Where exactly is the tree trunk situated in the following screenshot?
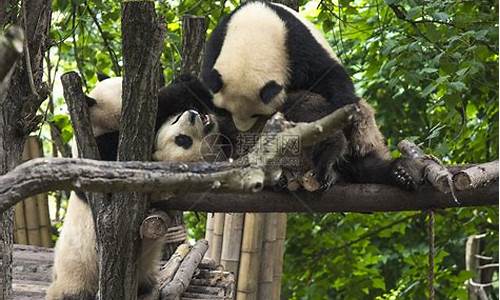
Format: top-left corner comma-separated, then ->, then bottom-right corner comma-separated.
95,3 -> 164,299
0,1 -> 50,298
162,15 -> 207,261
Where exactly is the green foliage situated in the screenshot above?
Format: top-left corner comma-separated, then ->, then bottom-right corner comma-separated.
43,0 -> 497,299
282,1 -> 498,299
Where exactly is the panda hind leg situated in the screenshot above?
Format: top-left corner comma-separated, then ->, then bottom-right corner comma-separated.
344,153 -> 426,191
311,132 -> 347,190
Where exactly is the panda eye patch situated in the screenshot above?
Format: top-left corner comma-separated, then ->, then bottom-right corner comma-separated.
174,134 -> 193,149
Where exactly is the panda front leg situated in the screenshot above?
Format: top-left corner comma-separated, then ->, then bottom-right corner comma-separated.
46,193 -> 98,300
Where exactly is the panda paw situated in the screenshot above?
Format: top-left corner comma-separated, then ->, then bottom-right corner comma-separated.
391,157 -> 426,191
173,73 -> 198,84
311,167 -> 340,191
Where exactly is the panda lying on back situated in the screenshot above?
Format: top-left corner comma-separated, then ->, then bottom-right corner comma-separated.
47,76 -> 217,300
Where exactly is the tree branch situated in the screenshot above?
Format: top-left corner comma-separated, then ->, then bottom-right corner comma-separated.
154,183 -> 497,213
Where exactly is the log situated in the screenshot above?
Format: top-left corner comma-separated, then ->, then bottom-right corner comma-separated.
453,161 -> 498,191
159,244 -> 191,284
161,240 -> 209,299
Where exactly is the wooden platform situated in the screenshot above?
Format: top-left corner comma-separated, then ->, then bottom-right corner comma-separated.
12,244 -> 53,299
11,244 -> 235,299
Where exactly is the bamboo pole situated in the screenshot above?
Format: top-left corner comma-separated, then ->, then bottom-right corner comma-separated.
204,213 -> 215,260
13,201 -> 27,244
28,137 -> 52,247
272,213 -> 287,300
36,193 -> 51,247
237,213 -> 264,300
210,213 -> 225,264
258,213 -> 278,299
22,137 -> 42,246
220,213 -> 244,282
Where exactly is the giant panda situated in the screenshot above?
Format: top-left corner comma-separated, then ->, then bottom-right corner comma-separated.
201,1 -> 357,132
280,91 -> 421,190
47,75 -> 217,300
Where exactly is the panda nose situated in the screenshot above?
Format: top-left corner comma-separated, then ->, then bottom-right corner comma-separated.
188,110 -> 198,125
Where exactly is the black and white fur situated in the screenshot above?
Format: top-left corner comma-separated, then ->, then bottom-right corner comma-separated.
201,1 -> 357,131
47,76 -> 217,300
281,91 -> 422,190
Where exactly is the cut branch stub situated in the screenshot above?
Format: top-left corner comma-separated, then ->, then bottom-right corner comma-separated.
140,210 -> 172,240
453,161 -> 499,191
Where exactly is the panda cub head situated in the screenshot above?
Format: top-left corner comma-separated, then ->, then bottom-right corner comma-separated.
86,77 -> 123,137
153,110 -> 219,162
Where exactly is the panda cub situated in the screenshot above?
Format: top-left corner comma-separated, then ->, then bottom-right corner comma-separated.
47,76 -> 216,300
153,109 -> 220,163
201,1 -> 357,132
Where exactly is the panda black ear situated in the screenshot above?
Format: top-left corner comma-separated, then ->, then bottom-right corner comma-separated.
85,95 -> 97,107
205,69 -> 223,93
97,72 -> 110,82
260,80 -> 283,104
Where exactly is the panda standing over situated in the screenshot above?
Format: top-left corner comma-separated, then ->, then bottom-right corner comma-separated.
46,75 -> 219,300
200,1 -> 420,189
201,1 -> 357,132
